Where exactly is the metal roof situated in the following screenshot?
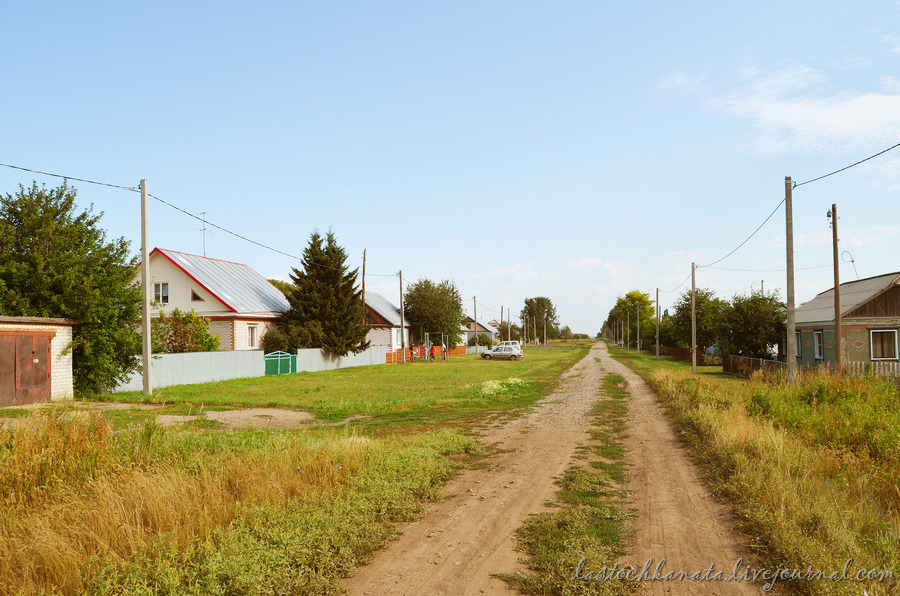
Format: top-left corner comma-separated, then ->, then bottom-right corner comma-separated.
365,292 -> 407,327
795,271 -> 900,325
155,248 -> 290,315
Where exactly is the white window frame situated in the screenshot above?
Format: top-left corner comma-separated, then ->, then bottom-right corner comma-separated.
248,324 -> 259,349
154,282 -> 169,304
813,330 -> 824,360
795,331 -> 801,357
870,329 -> 899,361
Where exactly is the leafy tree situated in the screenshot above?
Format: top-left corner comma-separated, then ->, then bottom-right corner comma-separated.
670,288 -> 725,353
280,230 -> 370,356
151,308 -> 220,353
267,278 -> 295,300
467,333 -> 494,347
657,309 -> 680,348
606,291 -> 655,348
558,325 -> 573,340
0,182 -> 141,395
403,278 -> 466,346
721,290 -> 785,358
520,297 -> 559,340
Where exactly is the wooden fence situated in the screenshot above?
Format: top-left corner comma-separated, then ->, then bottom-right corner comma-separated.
723,354 -> 900,381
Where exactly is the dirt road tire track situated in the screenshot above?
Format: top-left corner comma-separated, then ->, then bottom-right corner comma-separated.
343,343 -> 762,595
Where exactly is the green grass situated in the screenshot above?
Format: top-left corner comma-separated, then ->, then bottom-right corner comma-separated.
498,367 -> 637,595
1,343 -> 591,595
608,344 -> 900,596
97,347 -> 588,432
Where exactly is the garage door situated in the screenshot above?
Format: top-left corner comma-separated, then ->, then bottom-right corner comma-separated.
0,334 -> 52,406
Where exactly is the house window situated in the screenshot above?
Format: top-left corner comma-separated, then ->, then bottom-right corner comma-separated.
154,283 -> 169,304
248,325 -> 259,349
814,331 -> 824,360
795,331 -> 801,357
870,329 -> 898,360
191,289 -> 204,302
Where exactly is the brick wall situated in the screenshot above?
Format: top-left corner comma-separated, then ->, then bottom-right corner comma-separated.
0,322 -> 74,400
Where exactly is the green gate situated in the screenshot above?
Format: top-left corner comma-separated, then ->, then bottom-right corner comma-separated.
264,351 -> 297,375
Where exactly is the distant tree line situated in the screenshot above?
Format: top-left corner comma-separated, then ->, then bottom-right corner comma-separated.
604,288 -> 785,359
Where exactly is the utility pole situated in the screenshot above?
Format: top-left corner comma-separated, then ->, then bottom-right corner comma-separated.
655,288 -> 660,359
473,296 -> 477,354
500,306 -> 504,340
785,178 -> 797,382
399,270 -> 406,363
829,203 -> 842,368
627,311 -> 630,350
543,318 -> 546,345
636,304 -> 640,355
691,262 -> 697,374
361,249 -> 366,324
140,179 -> 152,396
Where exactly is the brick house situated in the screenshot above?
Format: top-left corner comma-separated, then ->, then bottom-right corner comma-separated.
137,248 -> 289,351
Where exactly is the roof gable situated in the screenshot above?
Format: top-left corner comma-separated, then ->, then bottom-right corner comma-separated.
364,292 -> 407,327
795,271 -> 900,325
152,248 -> 290,315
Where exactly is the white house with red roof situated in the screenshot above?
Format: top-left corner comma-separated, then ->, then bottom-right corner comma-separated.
138,248 -> 289,350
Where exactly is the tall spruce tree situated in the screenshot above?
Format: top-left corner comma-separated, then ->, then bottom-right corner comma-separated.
280,230 -> 370,356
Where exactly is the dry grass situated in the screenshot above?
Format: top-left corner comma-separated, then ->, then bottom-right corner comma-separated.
646,369 -> 899,596
0,409 -> 418,595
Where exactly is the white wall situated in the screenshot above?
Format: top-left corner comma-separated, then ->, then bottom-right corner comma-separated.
114,351 -> 265,392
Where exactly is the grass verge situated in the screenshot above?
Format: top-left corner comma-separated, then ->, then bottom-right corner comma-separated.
0,344 -> 589,595
608,344 -> 899,596
498,365 -> 638,595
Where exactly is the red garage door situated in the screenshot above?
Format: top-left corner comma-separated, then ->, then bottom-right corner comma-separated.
0,334 -> 52,406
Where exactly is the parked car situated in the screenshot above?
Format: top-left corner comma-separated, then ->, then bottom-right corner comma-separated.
481,345 -> 524,360
496,341 -> 521,348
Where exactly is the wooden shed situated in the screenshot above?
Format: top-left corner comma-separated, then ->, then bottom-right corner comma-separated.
0,316 -> 78,406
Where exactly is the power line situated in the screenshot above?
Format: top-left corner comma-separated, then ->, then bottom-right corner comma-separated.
698,199 -> 784,269
661,271 -> 693,294
0,162 -> 139,192
794,140 -> 900,188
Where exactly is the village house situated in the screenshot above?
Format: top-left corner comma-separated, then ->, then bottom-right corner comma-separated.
363,292 -> 411,362
137,248 -> 289,351
794,271 -> 900,371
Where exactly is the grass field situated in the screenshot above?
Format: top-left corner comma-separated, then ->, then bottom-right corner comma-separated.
0,343 -> 590,595
608,345 -> 899,596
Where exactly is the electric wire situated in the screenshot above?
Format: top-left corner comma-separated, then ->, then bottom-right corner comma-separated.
793,141 -> 900,188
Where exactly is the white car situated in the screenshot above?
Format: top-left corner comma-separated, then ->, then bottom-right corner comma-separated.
495,341 -> 521,349
481,345 -> 524,360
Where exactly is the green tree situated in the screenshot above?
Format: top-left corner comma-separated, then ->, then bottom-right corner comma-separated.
467,333 -> 494,347
280,230 -> 370,356
520,297 -> 559,341
606,290 -> 655,348
558,325 -> 573,340
403,278 -> 466,346
267,278 -> 295,301
0,182 -> 141,395
670,288 -> 726,353
721,290 -> 785,358
151,308 -> 220,353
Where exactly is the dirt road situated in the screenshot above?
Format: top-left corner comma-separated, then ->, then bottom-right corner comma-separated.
343,343 -> 761,595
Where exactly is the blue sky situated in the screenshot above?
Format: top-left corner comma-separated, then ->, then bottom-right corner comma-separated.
3,1 -> 900,334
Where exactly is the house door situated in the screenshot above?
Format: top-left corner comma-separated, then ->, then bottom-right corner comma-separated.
0,334 -> 52,406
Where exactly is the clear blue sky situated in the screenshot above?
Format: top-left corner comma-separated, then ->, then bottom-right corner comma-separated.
3,1 -> 899,334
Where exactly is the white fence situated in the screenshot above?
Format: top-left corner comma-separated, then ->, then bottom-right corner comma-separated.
296,345 -> 387,372
114,351 -> 265,392
114,345 -> 389,392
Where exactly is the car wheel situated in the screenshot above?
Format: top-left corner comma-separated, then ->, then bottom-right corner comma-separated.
509,355 -> 517,361
484,354 -> 492,359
